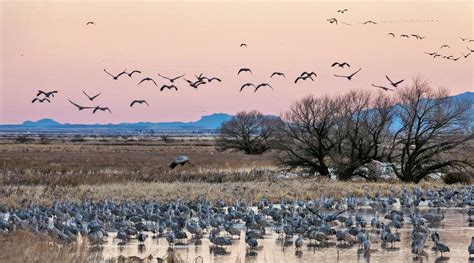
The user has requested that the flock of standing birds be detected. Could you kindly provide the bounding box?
[1,185,473,261]
[29,9,474,115]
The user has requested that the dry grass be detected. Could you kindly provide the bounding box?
[0,230,98,263]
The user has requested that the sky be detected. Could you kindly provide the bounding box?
[1,1,473,124]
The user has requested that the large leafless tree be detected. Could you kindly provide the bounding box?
[387,78,473,183]
[217,110,283,154]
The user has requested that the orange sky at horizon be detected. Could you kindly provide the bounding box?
[1,1,473,124]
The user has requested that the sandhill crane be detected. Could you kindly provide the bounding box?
[170,155,190,169]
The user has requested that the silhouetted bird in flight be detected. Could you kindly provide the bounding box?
[240,43,247,47]
[184,79,205,89]
[411,34,424,39]
[327,18,338,24]
[400,34,409,38]
[86,21,95,25]
[196,74,221,83]
[440,45,450,49]
[68,99,93,111]
[334,68,361,80]
[127,70,141,78]
[160,84,178,91]
[363,20,377,24]
[104,69,127,80]
[82,91,101,101]
[254,83,273,92]
[337,9,348,13]
[331,62,350,68]
[240,83,256,92]
[295,72,317,83]
[157,73,185,83]
[37,90,58,98]
[386,75,404,87]
[372,84,394,92]
[459,37,470,42]
[137,77,158,87]
[130,100,149,107]
[425,52,438,56]
[387,33,396,37]
[271,72,285,78]
[467,47,474,53]
[462,52,471,58]
[450,57,461,61]
[93,106,111,114]
[238,68,252,75]
[32,98,50,103]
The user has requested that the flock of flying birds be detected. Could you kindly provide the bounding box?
[30,9,473,114]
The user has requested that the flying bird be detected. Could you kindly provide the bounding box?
[301,72,317,78]
[237,68,252,75]
[240,43,247,47]
[32,98,50,103]
[400,34,409,38]
[93,106,111,114]
[36,90,58,98]
[240,83,256,92]
[160,84,178,91]
[327,18,338,24]
[196,74,221,83]
[440,45,450,49]
[68,99,93,111]
[334,68,362,80]
[387,33,396,38]
[337,9,348,13]
[270,72,285,78]
[130,100,149,107]
[127,70,141,78]
[82,91,101,101]
[184,79,205,89]
[363,20,377,24]
[295,75,314,84]
[331,62,350,68]
[450,57,461,61]
[467,47,474,53]
[104,69,127,80]
[86,21,95,25]
[372,84,394,92]
[157,73,185,83]
[462,52,471,58]
[137,77,158,87]
[386,75,404,87]
[254,83,273,92]
[459,37,469,42]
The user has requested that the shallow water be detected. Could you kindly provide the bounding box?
[98,206,474,262]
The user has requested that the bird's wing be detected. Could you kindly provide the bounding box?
[91,93,101,100]
[82,90,91,99]
[331,62,339,67]
[32,98,38,103]
[116,71,127,79]
[351,68,362,76]
[394,79,404,85]
[104,69,114,77]
[130,101,137,107]
[37,90,45,96]
[151,79,158,87]
[294,77,301,83]
[157,73,171,80]
[333,74,345,78]
[45,98,51,103]
[106,108,111,113]
[144,101,149,106]
[342,63,350,67]
[211,77,221,82]
[160,85,167,91]
[172,74,185,81]
[68,99,81,108]
[385,75,394,84]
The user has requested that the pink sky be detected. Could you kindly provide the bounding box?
[1,1,473,124]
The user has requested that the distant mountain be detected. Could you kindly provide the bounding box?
[22,118,61,127]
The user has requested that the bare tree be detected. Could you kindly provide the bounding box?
[333,90,395,180]
[277,95,341,176]
[388,78,473,183]
[217,110,283,154]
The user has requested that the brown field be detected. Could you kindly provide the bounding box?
[0,135,468,208]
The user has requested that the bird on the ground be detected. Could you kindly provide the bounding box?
[82,91,101,101]
[388,33,396,37]
[37,90,58,98]
[254,83,273,92]
[160,85,178,92]
[157,73,185,83]
[238,68,252,75]
[331,62,350,68]
[93,106,111,114]
[469,237,474,256]
[104,69,127,80]
[170,155,190,169]
[363,20,377,24]
[433,241,450,257]
[337,9,348,13]
[327,18,338,24]
[137,77,158,87]
[334,68,362,80]
[130,100,149,107]
[386,75,404,87]
[440,45,450,49]
[372,84,394,92]
[240,83,256,92]
[270,72,285,78]
[32,98,50,103]
[127,70,141,78]
[240,43,247,47]
[86,21,95,25]
[68,99,93,111]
